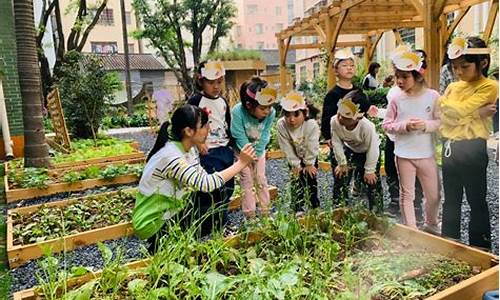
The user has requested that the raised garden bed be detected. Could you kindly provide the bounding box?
[4,163,143,203]
[12,208,498,299]
[7,189,136,268]
[7,186,278,267]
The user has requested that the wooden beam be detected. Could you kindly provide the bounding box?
[327,9,349,89]
[443,0,489,14]
[288,40,366,50]
[392,28,403,45]
[278,38,288,94]
[368,32,384,61]
[281,37,292,65]
[444,7,470,46]
[424,0,442,90]
[483,0,499,42]
[409,0,424,15]
[434,0,448,18]
[313,23,326,42]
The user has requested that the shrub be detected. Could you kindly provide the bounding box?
[365,88,389,107]
[55,51,122,139]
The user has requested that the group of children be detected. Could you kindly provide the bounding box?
[133,35,498,253]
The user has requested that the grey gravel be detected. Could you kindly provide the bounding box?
[8,131,499,294]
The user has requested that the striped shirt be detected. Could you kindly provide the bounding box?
[139,142,225,198]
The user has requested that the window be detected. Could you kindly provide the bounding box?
[300,66,307,83]
[275,6,282,15]
[257,42,264,49]
[91,42,118,53]
[399,28,416,46]
[128,43,135,54]
[255,23,263,34]
[236,25,242,36]
[98,8,114,25]
[446,12,457,26]
[125,12,132,25]
[313,62,320,78]
[275,23,283,32]
[237,43,243,48]
[247,4,257,14]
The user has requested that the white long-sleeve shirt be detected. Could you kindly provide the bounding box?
[383,88,440,159]
[277,117,320,168]
[139,142,225,198]
[330,116,380,174]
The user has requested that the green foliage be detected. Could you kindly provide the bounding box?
[297,73,328,108]
[102,113,150,129]
[52,137,137,164]
[133,0,237,94]
[204,49,262,61]
[12,190,136,245]
[365,87,389,107]
[8,168,50,189]
[55,51,122,139]
[352,61,367,89]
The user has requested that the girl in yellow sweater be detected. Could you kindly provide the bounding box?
[440,36,498,250]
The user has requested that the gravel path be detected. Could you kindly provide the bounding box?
[8,130,499,293]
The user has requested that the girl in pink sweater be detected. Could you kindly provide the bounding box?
[383,50,441,233]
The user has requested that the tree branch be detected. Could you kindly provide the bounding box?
[76,0,108,51]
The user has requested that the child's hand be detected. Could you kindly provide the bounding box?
[364,173,377,185]
[197,143,209,155]
[291,167,302,176]
[239,143,257,165]
[478,103,497,118]
[334,165,348,178]
[406,119,425,131]
[303,165,318,177]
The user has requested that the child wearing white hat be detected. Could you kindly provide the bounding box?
[382,49,441,233]
[231,77,277,218]
[277,91,321,211]
[188,60,234,235]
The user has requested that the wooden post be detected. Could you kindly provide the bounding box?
[326,9,349,89]
[278,38,288,94]
[325,16,335,89]
[364,35,372,71]
[483,0,499,42]
[423,0,445,90]
[392,28,403,45]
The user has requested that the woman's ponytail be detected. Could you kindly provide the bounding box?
[147,121,170,162]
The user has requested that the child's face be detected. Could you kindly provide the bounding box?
[249,104,272,120]
[335,59,355,80]
[451,57,484,82]
[201,77,223,98]
[338,114,359,130]
[395,70,417,92]
[190,120,209,145]
[284,110,305,128]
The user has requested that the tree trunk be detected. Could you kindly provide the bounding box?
[13,0,51,168]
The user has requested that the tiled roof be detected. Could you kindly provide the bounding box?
[83,53,167,71]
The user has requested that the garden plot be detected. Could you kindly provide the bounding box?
[7,186,278,268]
[12,208,498,300]
[4,162,143,203]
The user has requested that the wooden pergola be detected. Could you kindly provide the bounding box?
[277,0,499,91]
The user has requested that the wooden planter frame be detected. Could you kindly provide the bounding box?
[4,173,140,203]
[12,220,498,300]
[7,186,278,268]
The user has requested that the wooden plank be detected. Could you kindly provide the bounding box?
[6,174,140,203]
[8,222,134,269]
[387,225,498,269]
[228,186,278,211]
[51,151,145,170]
[483,0,499,41]
[266,150,286,159]
[48,157,145,176]
[368,32,384,61]
[313,23,326,42]
[408,0,424,15]
[426,265,499,300]
[446,7,471,41]
[443,0,489,14]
